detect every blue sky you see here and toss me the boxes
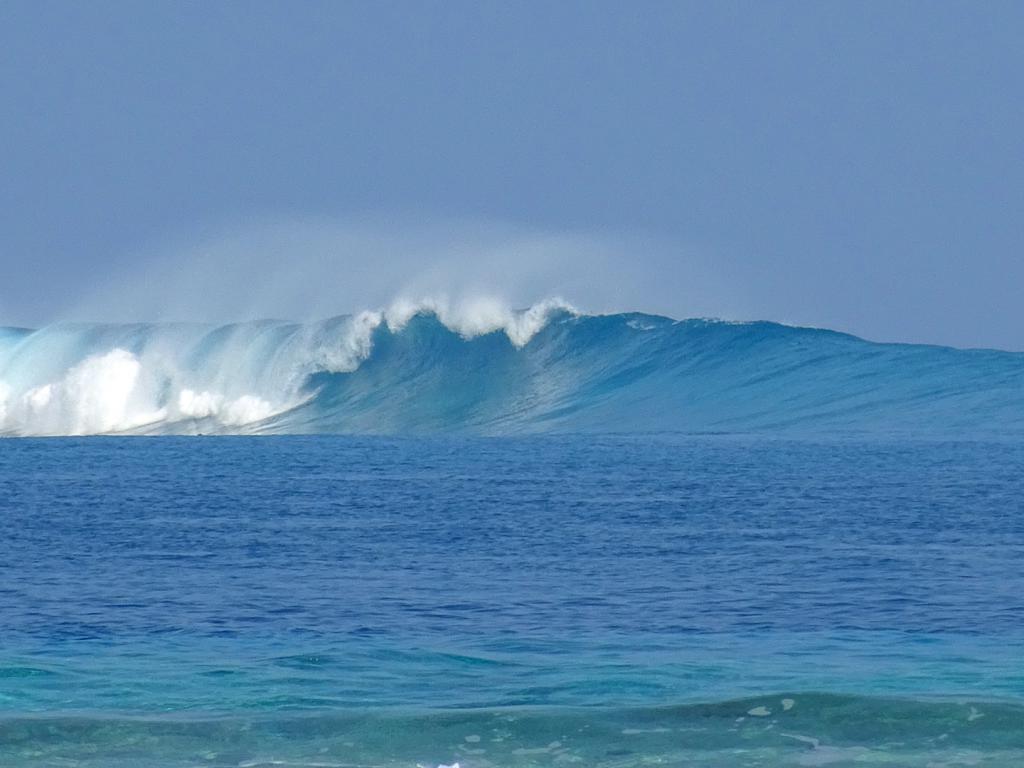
[1,1,1022,349]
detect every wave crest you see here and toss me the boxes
[1,301,1022,437]
[0,299,574,436]
[384,296,576,348]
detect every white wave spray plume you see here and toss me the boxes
[54,215,731,328]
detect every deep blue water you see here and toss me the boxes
[2,435,1023,766]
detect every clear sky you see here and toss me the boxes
[1,1,1022,349]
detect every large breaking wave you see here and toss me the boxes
[1,299,1022,436]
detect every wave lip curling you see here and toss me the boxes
[0,299,1021,437]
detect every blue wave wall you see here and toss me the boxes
[1,309,1022,436]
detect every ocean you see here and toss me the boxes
[2,434,1023,767]
[2,307,1022,437]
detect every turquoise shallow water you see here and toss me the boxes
[5,695,1024,768]
[1,435,1023,765]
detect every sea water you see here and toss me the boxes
[1,435,1023,766]
[2,310,1023,437]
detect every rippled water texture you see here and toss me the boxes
[1,435,1023,765]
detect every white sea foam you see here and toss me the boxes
[5,349,166,435]
[0,298,573,436]
[176,389,276,426]
[304,310,384,374]
[0,341,297,436]
[385,296,576,348]
[0,380,10,425]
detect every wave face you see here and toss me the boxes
[1,302,1022,436]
